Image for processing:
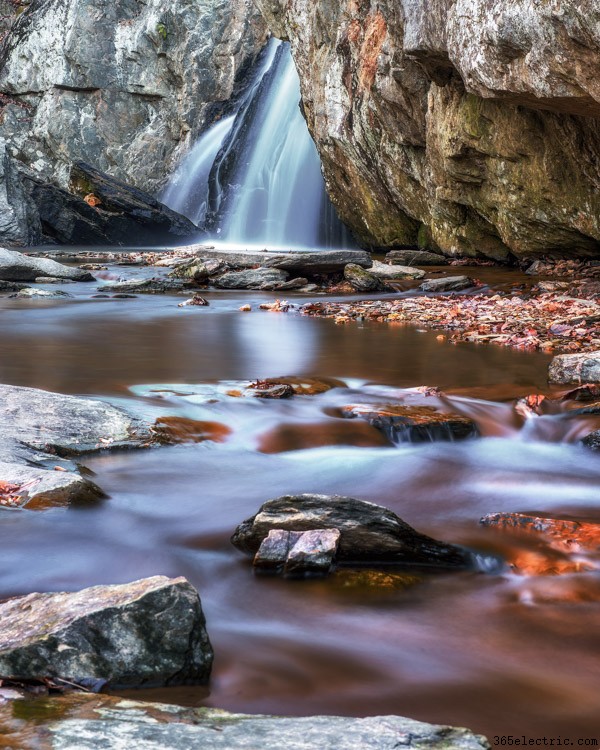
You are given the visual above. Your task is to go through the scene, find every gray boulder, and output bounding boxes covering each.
[100,277,190,294]
[0,576,212,689]
[419,276,473,293]
[344,263,386,292]
[11,288,73,299]
[0,248,93,282]
[0,383,151,508]
[368,260,425,280]
[33,698,490,749]
[386,250,448,266]
[548,351,600,385]
[232,494,472,568]
[213,267,289,289]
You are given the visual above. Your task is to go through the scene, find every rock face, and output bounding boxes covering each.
[0,576,213,688]
[232,494,472,568]
[256,0,600,260]
[0,0,267,245]
[0,695,491,750]
[548,352,600,385]
[0,248,93,281]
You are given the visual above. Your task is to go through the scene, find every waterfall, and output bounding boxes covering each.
[161,40,353,249]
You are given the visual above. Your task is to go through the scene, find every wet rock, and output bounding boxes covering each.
[481,513,600,554]
[548,351,600,385]
[0,576,213,689]
[11,288,73,299]
[178,294,210,307]
[169,258,227,282]
[342,404,477,443]
[232,494,472,568]
[100,277,189,294]
[480,512,600,576]
[176,247,372,274]
[213,267,289,290]
[0,280,27,292]
[582,431,600,451]
[0,694,491,750]
[344,263,387,292]
[272,276,309,291]
[0,248,93,282]
[419,276,473,293]
[247,383,295,399]
[368,260,425,280]
[34,276,75,284]
[0,462,104,511]
[262,376,346,395]
[386,250,448,266]
[0,383,150,508]
[254,528,340,576]
[151,417,231,445]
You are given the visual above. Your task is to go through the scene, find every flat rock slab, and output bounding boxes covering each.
[369,260,425,279]
[175,247,373,274]
[232,494,472,569]
[0,384,150,508]
[213,267,289,290]
[386,250,448,266]
[0,696,490,750]
[548,351,600,384]
[419,276,473,293]
[0,576,212,689]
[0,248,93,282]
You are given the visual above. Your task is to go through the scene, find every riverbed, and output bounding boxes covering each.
[1,265,599,741]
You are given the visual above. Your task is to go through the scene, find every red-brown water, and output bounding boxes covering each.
[1,267,600,741]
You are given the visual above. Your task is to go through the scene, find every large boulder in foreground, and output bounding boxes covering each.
[0,576,212,689]
[0,694,490,749]
[232,494,472,569]
[5,696,488,749]
[548,352,600,385]
[0,248,93,282]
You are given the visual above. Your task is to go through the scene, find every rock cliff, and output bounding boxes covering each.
[0,0,267,245]
[256,0,600,260]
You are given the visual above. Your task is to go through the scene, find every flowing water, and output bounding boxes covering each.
[1,268,600,740]
[161,41,353,249]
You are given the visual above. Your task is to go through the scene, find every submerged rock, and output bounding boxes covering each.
[386,250,448,266]
[0,576,213,689]
[0,694,490,750]
[0,248,93,282]
[419,276,473,293]
[341,403,478,443]
[232,494,472,568]
[11,288,73,299]
[548,351,600,385]
[344,263,387,292]
[213,267,289,290]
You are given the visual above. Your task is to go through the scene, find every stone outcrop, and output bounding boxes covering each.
[0,247,93,281]
[0,576,213,688]
[232,494,472,568]
[0,695,491,750]
[256,0,600,260]
[0,383,151,508]
[0,0,267,245]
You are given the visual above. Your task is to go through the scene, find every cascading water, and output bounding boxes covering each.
[161,40,353,249]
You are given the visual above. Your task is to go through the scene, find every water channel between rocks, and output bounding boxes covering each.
[1,266,599,741]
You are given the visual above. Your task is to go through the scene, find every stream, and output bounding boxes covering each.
[1,265,600,740]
